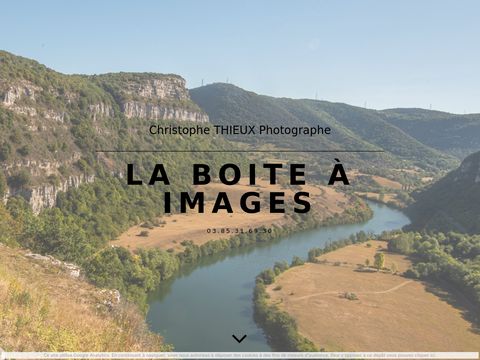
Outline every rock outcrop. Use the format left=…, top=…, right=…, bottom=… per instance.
left=88, top=102, right=114, bottom=121
left=25, top=252, right=82, bottom=278
left=6, top=173, right=95, bottom=214
left=2, top=80, right=42, bottom=106
left=98, top=74, right=209, bottom=122
left=121, top=76, right=190, bottom=101
left=0, top=50, right=208, bottom=212
left=122, top=101, right=208, bottom=122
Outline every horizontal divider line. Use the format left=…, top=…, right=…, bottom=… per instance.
left=95, top=150, right=385, bottom=153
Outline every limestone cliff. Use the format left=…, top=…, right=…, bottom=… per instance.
left=6, top=173, right=95, bottom=214
left=0, top=50, right=208, bottom=212
left=93, top=73, right=209, bottom=122
left=122, top=102, right=208, bottom=122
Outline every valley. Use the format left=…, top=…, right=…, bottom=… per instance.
left=146, top=202, right=410, bottom=351
left=113, top=178, right=352, bottom=252
left=1, top=50, right=480, bottom=353
left=253, top=154, right=480, bottom=352
left=263, top=240, right=480, bottom=351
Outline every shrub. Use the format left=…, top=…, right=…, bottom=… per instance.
left=0, top=171, right=7, bottom=197
left=291, top=256, right=305, bottom=267
left=0, top=142, right=12, bottom=161
left=7, top=170, right=31, bottom=189
left=342, top=292, right=359, bottom=300
left=17, top=145, right=30, bottom=156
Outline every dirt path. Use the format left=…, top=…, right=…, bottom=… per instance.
left=291, top=280, right=413, bottom=301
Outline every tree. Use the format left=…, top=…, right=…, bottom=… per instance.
left=0, top=171, right=7, bottom=197
left=374, top=253, right=385, bottom=271
left=273, top=261, right=289, bottom=275
left=257, top=269, right=276, bottom=285
left=308, top=248, right=322, bottom=262
left=17, top=145, right=30, bottom=157
left=365, top=258, right=370, bottom=267
left=357, top=231, right=368, bottom=242
left=390, top=262, right=397, bottom=274
left=7, top=170, right=31, bottom=189
left=0, top=203, right=21, bottom=246
left=290, top=256, right=305, bottom=267
left=0, top=142, right=12, bottom=161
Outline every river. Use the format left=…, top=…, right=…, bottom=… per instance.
left=146, top=202, right=410, bottom=351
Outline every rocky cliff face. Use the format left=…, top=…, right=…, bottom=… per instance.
left=2, top=80, right=41, bottom=106
left=122, top=101, right=208, bottom=122
left=7, top=174, right=95, bottom=214
left=2, top=155, right=95, bottom=213
left=97, top=74, right=209, bottom=122
left=1, top=80, right=42, bottom=118
left=0, top=50, right=208, bottom=212
left=122, top=76, right=190, bottom=100
left=88, top=102, right=114, bottom=121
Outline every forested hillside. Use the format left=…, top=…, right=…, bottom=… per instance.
left=383, top=108, right=480, bottom=159
left=407, top=151, right=480, bottom=234
left=190, top=83, right=464, bottom=171
left=0, top=51, right=245, bottom=307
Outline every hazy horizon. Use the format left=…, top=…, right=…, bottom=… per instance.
left=1, top=0, right=479, bottom=113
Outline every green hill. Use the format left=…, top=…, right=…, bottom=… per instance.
left=407, top=150, right=480, bottom=234
left=383, top=108, right=480, bottom=159
left=190, top=83, right=459, bottom=171
left=0, top=50, right=244, bottom=306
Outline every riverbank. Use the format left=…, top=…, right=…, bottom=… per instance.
left=147, top=203, right=410, bottom=351
left=113, top=179, right=355, bottom=252
left=87, top=188, right=373, bottom=312
left=255, top=239, right=480, bottom=351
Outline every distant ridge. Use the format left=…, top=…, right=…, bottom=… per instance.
left=190, top=83, right=473, bottom=169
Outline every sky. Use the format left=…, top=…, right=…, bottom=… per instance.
left=1, top=0, right=479, bottom=114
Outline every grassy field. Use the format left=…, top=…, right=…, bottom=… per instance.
left=355, top=191, right=404, bottom=207
left=349, top=170, right=406, bottom=207
left=266, top=240, right=480, bottom=351
left=0, top=244, right=166, bottom=351
left=113, top=178, right=351, bottom=252
left=371, top=175, right=403, bottom=190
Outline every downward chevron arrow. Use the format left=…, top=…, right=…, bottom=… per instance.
left=232, top=334, right=247, bottom=343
